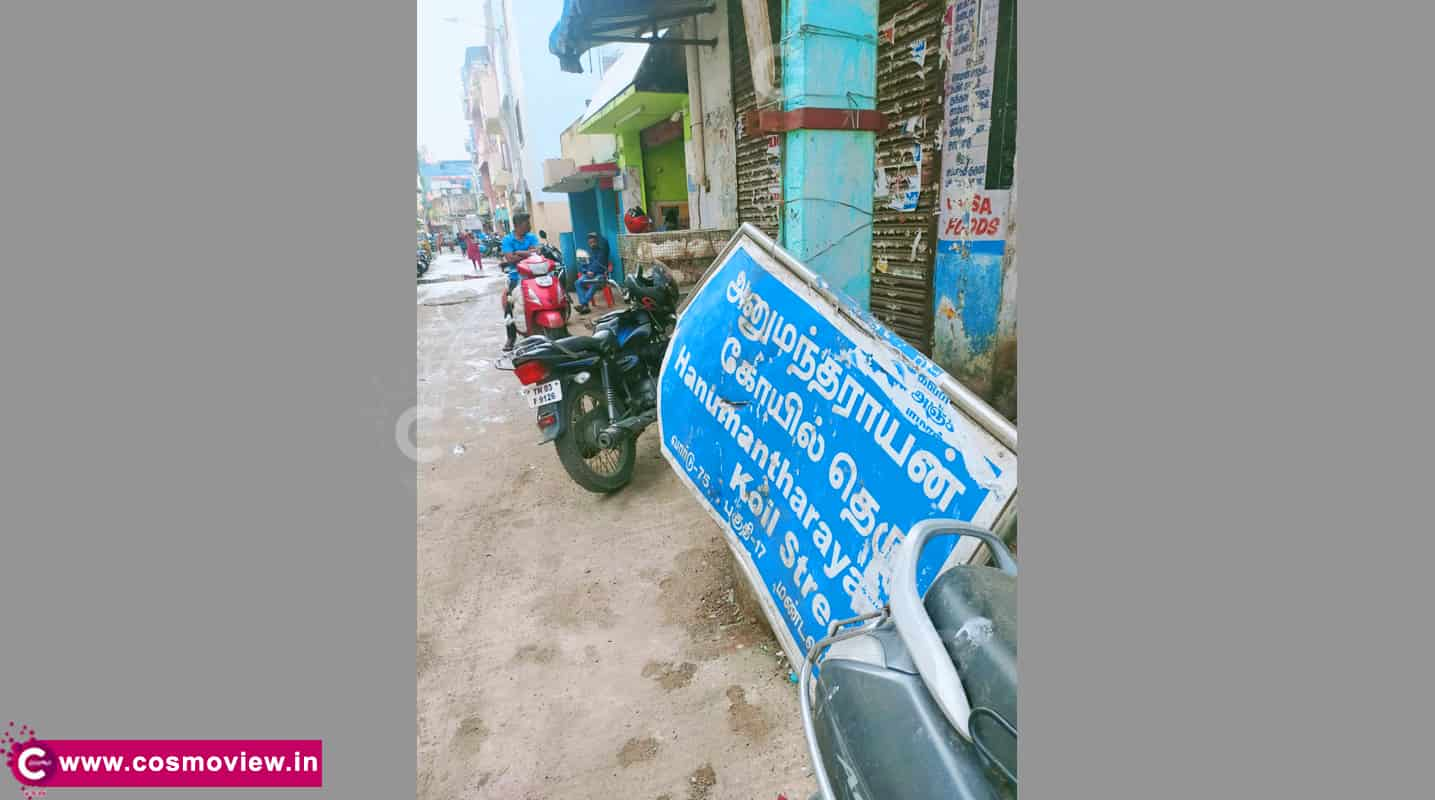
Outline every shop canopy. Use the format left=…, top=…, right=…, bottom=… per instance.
left=549, top=0, right=716, bottom=74
left=576, top=39, right=688, bottom=136
left=543, top=162, right=621, bottom=194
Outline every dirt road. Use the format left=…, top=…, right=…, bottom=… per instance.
left=417, top=255, right=812, bottom=800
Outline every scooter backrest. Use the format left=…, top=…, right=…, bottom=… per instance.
left=891, top=520, right=1016, bottom=742
left=519, top=254, right=550, bottom=277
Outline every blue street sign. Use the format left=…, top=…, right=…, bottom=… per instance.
left=658, top=226, right=1017, bottom=664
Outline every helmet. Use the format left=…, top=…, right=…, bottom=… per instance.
left=623, top=207, right=651, bottom=234
left=624, top=263, right=679, bottom=312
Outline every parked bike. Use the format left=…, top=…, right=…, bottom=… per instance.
left=505, top=264, right=679, bottom=493
left=503, top=245, right=573, bottom=340
left=799, top=520, right=1017, bottom=800
left=417, top=245, right=431, bottom=278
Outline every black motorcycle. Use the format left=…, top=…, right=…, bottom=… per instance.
left=417, top=246, right=431, bottom=278
left=504, top=264, right=679, bottom=493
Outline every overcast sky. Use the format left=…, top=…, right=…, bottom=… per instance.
left=417, top=0, right=613, bottom=200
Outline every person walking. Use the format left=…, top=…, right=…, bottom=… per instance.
left=466, top=230, right=483, bottom=273
left=575, top=231, right=612, bottom=314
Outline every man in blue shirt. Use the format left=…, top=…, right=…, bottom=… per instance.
left=500, top=213, right=541, bottom=352
left=575, top=231, right=612, bottom=314
left=501, top=214, right=540, bottom=277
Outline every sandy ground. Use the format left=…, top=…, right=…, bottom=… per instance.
left=417, top=254, right=813, bottom=800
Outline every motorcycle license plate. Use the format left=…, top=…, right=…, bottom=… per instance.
left=523, top=379, right=562, bottom=408
left=535, top=275, right=553, bottom=287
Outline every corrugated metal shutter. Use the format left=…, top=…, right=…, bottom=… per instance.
left=729, top=0, right=783, bottom=239
left=871, top=0, right=945, bottom=354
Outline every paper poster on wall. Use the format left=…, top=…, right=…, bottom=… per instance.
left=765, top=134, right=781, bottom=158
left=938, top=189, right=1008, bottom=242
left=910, top=38, right=928, bottom=68
left=888, top=175, right=920, bottom=212
left=878, top=19, right=896, bottom=45
left=938, top=0, right=1003, bottom=236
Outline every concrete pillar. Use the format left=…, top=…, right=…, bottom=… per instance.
left=780, top=0, right=878, bottom=307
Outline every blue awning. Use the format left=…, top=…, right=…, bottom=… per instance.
left=549, top=0, right=717, bottom=74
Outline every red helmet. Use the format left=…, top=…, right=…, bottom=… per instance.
left=623, top=207, right=651, bottom=234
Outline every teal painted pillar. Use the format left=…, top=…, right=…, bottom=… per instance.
left=781, top=0, right=878, bottom=307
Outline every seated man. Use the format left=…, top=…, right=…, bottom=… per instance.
left=575, top=231, right=612, bottom=314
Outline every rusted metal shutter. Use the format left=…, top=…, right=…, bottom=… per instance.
left=729, top=0, right=783, bottom=239
left=871, top=0, right=945, bottom=354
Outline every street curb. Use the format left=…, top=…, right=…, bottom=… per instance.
left=417, top=273, right=488, bottom=286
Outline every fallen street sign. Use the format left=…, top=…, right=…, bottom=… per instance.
left=657, top=224, right=1018, bottom=666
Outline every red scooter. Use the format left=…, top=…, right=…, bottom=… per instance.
left=503, top=247, right=573, bottom=340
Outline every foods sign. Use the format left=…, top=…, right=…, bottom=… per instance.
left=658, top=227, right=1017, bottom=664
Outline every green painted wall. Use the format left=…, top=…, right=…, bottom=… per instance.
left=642, top=136, right=687, bottom=206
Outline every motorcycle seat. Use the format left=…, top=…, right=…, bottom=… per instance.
left=554, top=329, right=615, bottom=355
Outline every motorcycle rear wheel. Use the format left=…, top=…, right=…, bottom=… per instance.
left=555, top=384, right=635, bottom=493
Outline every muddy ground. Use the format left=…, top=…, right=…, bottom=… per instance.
left=417, top=254, right=813, bottom=800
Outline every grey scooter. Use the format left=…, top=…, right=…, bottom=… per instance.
left=800, top=520, right=1017, bottom=800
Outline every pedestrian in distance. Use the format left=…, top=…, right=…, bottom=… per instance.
left=466, top=231, right=483, bottom=273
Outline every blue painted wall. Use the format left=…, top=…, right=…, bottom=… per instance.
left=595, top=186, right=624, bottom=281
left=559, top=231, right=578, bottom=285
left=933, top=240, right=1005, bottom=356
left=567, top=189, right=599, bottom=282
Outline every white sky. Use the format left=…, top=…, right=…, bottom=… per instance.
left=416, top=0, right=614, bottom=200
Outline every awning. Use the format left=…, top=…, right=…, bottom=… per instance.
left=549, top=0, right=717, bottom=74
left=543, top=162, right=621, bottom=194
left=576, top=40, right=688, bottom=135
